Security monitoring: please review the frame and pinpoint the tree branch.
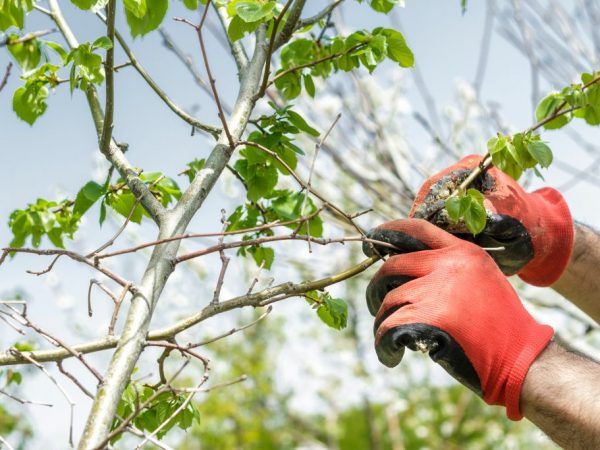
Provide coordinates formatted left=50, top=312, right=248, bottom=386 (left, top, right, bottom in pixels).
left=95, top=13, right=221, bottom=139
left=0, top=62, right=12, bottom=93
left=47, top=0, right=165, bottom=225
left=77, top=23, right=273, bottom=448
left=295, top=1, right=343, bottom=31
left=214, top=3, right=249, bottom=74
left=273, top=0, right=307, bottom=50
left=0, top=256, right=379, bottom=366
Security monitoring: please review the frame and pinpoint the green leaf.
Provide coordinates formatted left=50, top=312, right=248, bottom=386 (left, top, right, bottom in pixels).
left=6, top=370, right=22, bottom=385
left=303, top=74, right=315, bottom=98
left=13, top=83, right=48, bottom=125
left=250, top=246, right=274, bottom=269
left=7, top=35, right=41, bottom=71
left=535, top=93, right=571, bottom=130
left=124, top=0, right=167, bottom=37
left=464, top=193, right=486, bottom=235
left=370, top=0, right=401, bottom=13
left=316, top=295, right=348, bottom=330
left=123, top=0, right=147, bottom=18
left=70, top=0, right=98, bottom=9
left=235, top=1, right=276, bottom=23
left=92, top=36, right=113, bottom=50
left=107, top=192, right=144, bottom=223
left=375, top=28, right=413, bottom=67
left=286, top=110, right=319, bottom=137
left=445, top=195, right=468, bottom=222
left=181, top=0, right=198, bottom=9
left=227, top=15, right=261, bottom=42
left=44, top=41, right=68, bottom=63
left=527, top=141, right=553, bottom=168
left=13, top=341, right=35, bottom=352
left=234, top=159, right=279, bottom=202
left=274, top=71, right=302, bottom=100
left=73, top=181, right=105, bottom=216
left=0, top=0, right=34, bottom=31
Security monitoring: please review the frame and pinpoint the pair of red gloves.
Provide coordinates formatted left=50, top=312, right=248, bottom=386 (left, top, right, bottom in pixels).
left=364, top=156, right=574, bottom=420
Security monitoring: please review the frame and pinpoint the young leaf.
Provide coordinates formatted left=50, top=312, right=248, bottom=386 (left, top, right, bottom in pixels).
left=73, top=181, right=105, bottom=216
left=7, top=35, right=41, bottom=71
left=527, top=141, right=553, bottom=168
left=13, top=83, right=48, bottom=125
left=124, top=0, right=167, bottom=37
left=234, top=1, right=276, bottom=23
left=70, top=0, right=98, bottom=10
left=464, top=191, right=486, bottom=235
left=286, top=110, right=320, bottom=137
left=92, top=36, right=113, bottom=50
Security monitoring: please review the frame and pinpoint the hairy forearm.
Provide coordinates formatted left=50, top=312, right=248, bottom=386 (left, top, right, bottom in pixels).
left=521, top=342, right=600, bottom=449
left=552, top=223, right=600, bottom=323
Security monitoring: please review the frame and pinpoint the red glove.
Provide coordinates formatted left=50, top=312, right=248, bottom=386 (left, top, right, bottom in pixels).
left=410, top=155, right=574, bottom=286
left=362, top=219, right=554, bottom=420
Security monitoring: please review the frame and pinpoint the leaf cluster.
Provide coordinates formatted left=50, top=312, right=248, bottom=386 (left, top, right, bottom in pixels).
left=275, top=27, right=413, bottom=100
left=305, top=290, right=348, bottom=330
left=111, top=381, right=200, bottom=443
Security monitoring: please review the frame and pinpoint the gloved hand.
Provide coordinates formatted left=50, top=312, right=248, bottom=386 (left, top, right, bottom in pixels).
left=410, top=155, right=574, bottom=286
left=362, top=219, right=554, bottom=420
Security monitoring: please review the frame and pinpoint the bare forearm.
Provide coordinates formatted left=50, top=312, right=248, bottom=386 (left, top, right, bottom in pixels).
left=552, top=223, right=600, bottom=323
left=521, top=342, right=600, bottom=449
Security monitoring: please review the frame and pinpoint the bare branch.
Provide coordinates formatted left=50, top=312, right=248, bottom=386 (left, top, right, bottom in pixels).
left=296, top=1, right=343, bottom=31
left=0, top=62, right=12, bottom=93
left=48, top=0, right=165, bottom=224
left=0, top=29, right=56, bottom=47
left=0, top=256, right=379, bottom=366
left=175, top=2, right=235, bottom=147
left=0, top=388, right=53, bottom=407
left=99, top=0, right=116, bottom=165
left=9, top=349, right=75, bottom=446
left=95, top=13, right=221, bottom=139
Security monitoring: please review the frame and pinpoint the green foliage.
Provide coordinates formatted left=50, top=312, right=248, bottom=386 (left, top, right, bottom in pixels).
left=111, top=381, right=200, bottom=443
left=355, top=0, right=404, bottom=14
left=124, top=0, right=168, bottom=37
left=305, top=290, right=348, bottom=330
left=7, top=34, right=41, bottom=70
left=12, top=63, right=59, bottom=124
left=8, top=198, right=79, bottom=248
left=7, top=171, right=181, bottom=248
left=535, top=72, right=600, bottom=129
left=70, top=0, right=100, bottom=10
left=274, top=27, right=413, bottom=99
left=0, top=0, right=34, bottom=31
left=66, top=38, right=113, bottom=93
left=445, top=188, right=486, bottom=235
left=180, top=158, right=206, bottom=183
left=226, top=0, right=276, bottom=41
left=487, top=132, right=552, bottom=181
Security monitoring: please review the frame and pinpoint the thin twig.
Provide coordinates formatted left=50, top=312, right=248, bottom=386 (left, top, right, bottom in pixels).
left=257, top=0, right=294, bottom=98
left=0, top=29, right=56, bottom=47
left=0, top=62, right=12, bottom=93
left=0, top=388, right=53, bottom=407
left=57, top=360, right=94, bottom=398
left=175, top=2, right=234, bottom=147
left=9, top=349, right=75, bottom=447
left=190, top=305, right=272, bottom=348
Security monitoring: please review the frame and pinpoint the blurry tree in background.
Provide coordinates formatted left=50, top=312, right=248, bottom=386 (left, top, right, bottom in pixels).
left=1, top=0, right=600, bottom=448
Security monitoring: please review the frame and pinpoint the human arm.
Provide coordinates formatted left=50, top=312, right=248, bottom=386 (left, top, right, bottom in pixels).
left=521, top=341, right=600, bottom=450
left=552, top=223, right=600, bottom=324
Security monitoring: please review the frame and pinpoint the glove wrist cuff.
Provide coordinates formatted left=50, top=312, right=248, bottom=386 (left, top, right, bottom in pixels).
left=504, top=324, right=554, bottom=420
left=518, top=188, right=574, bottom=287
